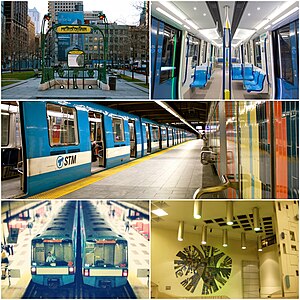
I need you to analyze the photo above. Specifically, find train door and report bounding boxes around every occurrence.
[272,20,299,99]
[151,18,182,99]
[146,123,151,153]
[89,111,106,172]
[159,127,162,149]
[1,102,25,198]
[128,120,137,158]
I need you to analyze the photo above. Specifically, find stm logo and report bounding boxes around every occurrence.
[56,155,77,169]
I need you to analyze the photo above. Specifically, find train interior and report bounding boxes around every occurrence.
[1,102,24,199]
[151,1,299,100]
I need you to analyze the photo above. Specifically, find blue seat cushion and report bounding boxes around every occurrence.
[244,66,254,80]
[232,66,243,80]
[190,69,207,88]
[244,71,260,85]
[245,73,265,92]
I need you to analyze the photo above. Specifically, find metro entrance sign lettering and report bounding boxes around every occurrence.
[55,25,92,34]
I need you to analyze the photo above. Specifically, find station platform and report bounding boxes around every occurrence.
[1,203,64,299]
[28,139,220,200]
[1,201,149,299]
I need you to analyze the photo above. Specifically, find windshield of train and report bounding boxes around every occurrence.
[84,241,127,267]
[31,240,74,266]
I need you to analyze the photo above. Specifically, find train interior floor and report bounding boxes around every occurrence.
[185,66,270,100]
[42,140,221,199]
[2,177,22,199]
[1,202,149,299]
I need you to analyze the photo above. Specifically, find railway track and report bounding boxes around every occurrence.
[22,281,136,299]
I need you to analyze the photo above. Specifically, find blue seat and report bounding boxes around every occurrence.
[244,71,259,86]
[244,65,254,80]
[190,68,207,88]
[232,65,243,80]
[245,73,266,92]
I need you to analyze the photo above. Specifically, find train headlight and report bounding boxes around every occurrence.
[84,269,90,277]
[68,266,74,274]
[122,269,128,277]
[31,267,37,274]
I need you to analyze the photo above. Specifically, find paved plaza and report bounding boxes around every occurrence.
[1,76,149,99]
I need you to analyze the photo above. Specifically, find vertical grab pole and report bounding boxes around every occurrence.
[223,5,231,100]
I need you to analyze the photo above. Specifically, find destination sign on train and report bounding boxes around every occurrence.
[55,25,92,34]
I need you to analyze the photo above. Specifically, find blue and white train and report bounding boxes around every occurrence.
[31,201,78,287]
[1,101,196,197]
[80,201,128,288]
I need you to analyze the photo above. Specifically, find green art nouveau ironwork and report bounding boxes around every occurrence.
[174,245,232,294]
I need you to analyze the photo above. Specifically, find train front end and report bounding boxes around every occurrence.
[82,238,128,288]
[31,238,76,288]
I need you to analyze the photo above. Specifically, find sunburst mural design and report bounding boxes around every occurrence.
[174,245,232,294]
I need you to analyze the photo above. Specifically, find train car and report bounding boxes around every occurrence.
[205,100,299,199]
[80,201,128,288]
[31,201,78,287]
[1,101,195,198]
[151,1,299,100]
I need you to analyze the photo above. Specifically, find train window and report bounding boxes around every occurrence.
[47,104,79,147]
[277,25,294,84]
[161,127,167,141]
[151,126,160,142]
[114,242,127,266]
[254,37,262,68]
[1,113,9,146]
[160,26,179,83]
[89,112,102,142]
[112,117,125,142]
[202,41,207,64]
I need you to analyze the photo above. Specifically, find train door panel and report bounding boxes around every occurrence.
[1,103,25,198]
[89,111,106,170]
[146,123,151,153]
[151,18,181,99]
[128,120,137,158]
[273,20,299,99]
[159,127,162,149]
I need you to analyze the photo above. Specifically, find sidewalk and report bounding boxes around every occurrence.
[1,77,149,99]
[1,201,64,299]
[96,202,150,299]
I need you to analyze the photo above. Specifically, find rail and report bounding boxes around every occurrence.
[193,175,239,199]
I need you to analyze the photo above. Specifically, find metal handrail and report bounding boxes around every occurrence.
[193,175,239,199]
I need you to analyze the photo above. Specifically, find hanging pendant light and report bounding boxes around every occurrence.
[222,229,228,247]
[253,207,260,231]
[241,232,246,249]
[257,235,263,252]
[178,221,184,241]
[194,200,202,219]
[201,225,207,245]
[226,201,234,225]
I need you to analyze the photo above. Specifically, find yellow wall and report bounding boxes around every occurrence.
[152,227,258,298]
[259,244,281,297]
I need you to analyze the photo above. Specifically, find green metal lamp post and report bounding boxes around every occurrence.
[98,12,108,84]
[41,13,51,84]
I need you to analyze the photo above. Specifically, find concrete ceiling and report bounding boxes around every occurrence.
[152,200,276,241]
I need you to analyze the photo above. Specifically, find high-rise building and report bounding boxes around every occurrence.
[48,1,83,27]
[3,1,28,69]
[47,1,84,64]
[27,16,36,56]
[28,7,40,34]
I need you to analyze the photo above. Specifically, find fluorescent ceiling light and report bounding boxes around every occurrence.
[184,25,190,30]
[264,25,271,30]
[272,7,299,25]
[156,7,183,25]
[152,208,168,217]
[255,0,298,30]
[199,28,219,40]
[155,101,199,135]
[160,1,187,20]
[233,28,255,41]
[185,19,199,30]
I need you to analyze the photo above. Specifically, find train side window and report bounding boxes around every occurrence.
[151,126,159,142]
[160,26,179,83]
[254,37,262,68]
[277,25,294,84]
[46,104,79,147]
[1,113,10,146]
[112,117,125,142]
